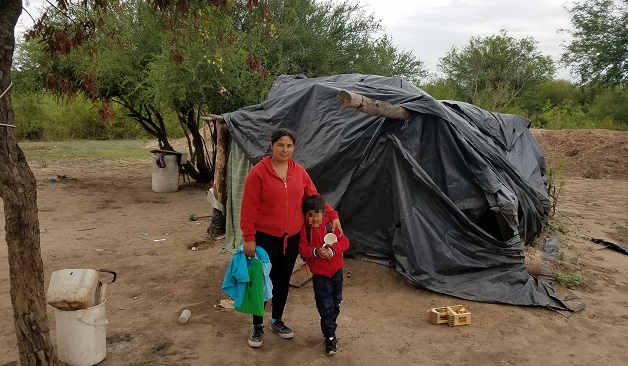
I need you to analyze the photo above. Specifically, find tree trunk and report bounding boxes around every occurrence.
[1,1,62,364]
[175,107,213,183]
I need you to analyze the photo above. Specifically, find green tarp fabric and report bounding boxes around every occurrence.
[224,141,253,252]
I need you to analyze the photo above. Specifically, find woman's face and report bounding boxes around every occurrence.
[271,135,295,163]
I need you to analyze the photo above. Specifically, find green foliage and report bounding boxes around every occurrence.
[419,78,459,100]
[242,0,426,82]
[534,100,587,129]
[518,80,582,118]
[545,162,566,217]
[547,220,569,234]
[587,86,628,125]
[555,271,584,289]
[421,70,628,131]
[149,4,269,115]
[561,0,628,85]
[569,253,582,266]
[438,30,555,110]
[12,92,152,141]
[16,0,424,148]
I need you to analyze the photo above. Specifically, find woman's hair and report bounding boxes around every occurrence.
[270,127,297,145]
[303,194,326,213]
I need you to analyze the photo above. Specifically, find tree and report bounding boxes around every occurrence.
[20,1,251,182]
[561,0,628,85]
[22,1,185,163]
[517,80,582,118]
[587,86,628,124]
[419,78,459,100]
[240,0,426,82]
[438,30,555,110]
[0,0,61,363]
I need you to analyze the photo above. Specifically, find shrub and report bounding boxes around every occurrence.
[555,272,584,289]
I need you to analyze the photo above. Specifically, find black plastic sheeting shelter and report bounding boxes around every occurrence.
[224,74,580,311]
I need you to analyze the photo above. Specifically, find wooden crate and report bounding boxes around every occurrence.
[427,306,450,324]
[446,305,471,326]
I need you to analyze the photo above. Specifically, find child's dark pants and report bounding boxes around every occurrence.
[252,231,300,326]
[312,269,343,339]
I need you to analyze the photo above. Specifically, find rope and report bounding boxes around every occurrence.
[0,81,16,128]
[0,80,12,99]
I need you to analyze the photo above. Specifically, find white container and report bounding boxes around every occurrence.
[55,300,108,366]
[151,154,179,193]
[323,233,338,247]
[179,309,191,324]
[47,269,100,311]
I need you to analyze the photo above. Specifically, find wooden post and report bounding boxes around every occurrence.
[202,115,227,207]
[336,90,410,121]
[202,114,228,240]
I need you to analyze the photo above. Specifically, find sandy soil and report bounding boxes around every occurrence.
[1,129,628,366]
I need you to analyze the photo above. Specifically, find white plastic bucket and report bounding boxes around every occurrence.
[55,300,108,366]
[151,154,179,192]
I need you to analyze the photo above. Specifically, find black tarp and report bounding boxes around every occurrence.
[224,74,578,311]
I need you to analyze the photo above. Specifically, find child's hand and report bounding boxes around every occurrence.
[319,247,333,259]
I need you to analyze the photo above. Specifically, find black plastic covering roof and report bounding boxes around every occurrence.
[224,74,578,311]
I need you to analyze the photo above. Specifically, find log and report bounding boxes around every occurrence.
[201,114,224,123]
[213,118,228,207]
[336,90,410,121]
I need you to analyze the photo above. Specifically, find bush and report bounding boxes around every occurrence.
[555,271,584,289]
[12,92,177,141]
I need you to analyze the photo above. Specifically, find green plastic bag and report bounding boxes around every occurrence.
[235,258,265,317]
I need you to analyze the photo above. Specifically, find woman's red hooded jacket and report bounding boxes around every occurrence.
[240,156,339,242]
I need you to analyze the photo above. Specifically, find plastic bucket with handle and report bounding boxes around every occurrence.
[55,299,108,365]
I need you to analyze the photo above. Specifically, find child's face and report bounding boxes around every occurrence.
[305,210,324,226]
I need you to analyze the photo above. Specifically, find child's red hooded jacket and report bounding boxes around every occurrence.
[240,156,339,243]
[298,218,349,278]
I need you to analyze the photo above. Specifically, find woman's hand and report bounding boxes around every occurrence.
[331,218,343,236]
[244,241,257,257]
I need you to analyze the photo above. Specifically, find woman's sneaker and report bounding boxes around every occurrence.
[325,336,337,355]
[269,320,294,339]
[248,325,264,348]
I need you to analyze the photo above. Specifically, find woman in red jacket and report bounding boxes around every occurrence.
[240,127,343,348]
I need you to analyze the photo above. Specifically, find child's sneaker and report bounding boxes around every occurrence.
[269,320,294,339]
[248,325,264,348]
[325,336,337,355]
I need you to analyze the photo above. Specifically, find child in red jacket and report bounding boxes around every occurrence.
[299,195,349,356]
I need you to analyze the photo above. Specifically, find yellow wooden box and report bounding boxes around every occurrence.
[427,306,450,324]
[446,305,471,326]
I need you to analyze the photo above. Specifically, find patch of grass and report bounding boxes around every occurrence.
[21,140,150,160]
[547,220,569,234]
[530,235,544,248]
[555,272,584,289]
[582,169,602,179]
[558,250,565,261]
[546,161,566,217]
[569,253,582,266]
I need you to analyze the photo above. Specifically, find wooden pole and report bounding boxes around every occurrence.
[336,90,410,121]
[202,115,227,207]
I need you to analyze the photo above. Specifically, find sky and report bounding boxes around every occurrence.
[358,0,577,80]
[17,0,577,81]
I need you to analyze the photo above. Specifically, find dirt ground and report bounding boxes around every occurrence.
[1,129,627,366]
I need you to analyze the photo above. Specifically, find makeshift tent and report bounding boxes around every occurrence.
[218,74,581,312]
